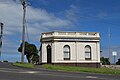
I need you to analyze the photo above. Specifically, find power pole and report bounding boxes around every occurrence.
[0,23,3,59]
[21,0,26,63]
[108,28,111,64]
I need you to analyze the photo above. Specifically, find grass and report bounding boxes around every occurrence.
[43,64,120,75]
[13,62,34,68]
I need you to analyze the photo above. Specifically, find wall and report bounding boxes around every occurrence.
[41,41,100,64]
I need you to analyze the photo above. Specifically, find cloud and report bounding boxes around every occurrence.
[65,4,79,22]
[97,11,108,18]
[27,6,52,22]
[26,6,71,28]
[0,0,72,35]
[0,0,74,61]
[40,18,71,27]
[0,1,22,35]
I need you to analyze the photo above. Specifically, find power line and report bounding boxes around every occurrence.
[25,19,30,41]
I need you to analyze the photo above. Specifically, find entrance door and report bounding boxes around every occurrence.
[47,45,51,64]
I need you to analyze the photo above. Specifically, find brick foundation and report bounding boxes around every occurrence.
[41,63,100,68]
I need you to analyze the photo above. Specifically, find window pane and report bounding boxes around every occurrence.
[85,45,91,60]
[85,47,90,52]
[64,52,69,58]
[63,45,70,59]
[64,46,69,52]
[85,52,90,58]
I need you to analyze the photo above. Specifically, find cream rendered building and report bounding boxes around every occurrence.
[40,31,100,68]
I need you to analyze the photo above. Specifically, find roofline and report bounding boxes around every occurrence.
[41,31,100,34]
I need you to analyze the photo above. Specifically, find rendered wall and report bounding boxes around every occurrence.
[41,41,100,63]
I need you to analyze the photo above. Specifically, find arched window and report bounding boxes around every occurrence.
[63,45,70,60]
[85,45,91,60]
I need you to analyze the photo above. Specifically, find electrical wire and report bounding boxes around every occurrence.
[25,19,30,42]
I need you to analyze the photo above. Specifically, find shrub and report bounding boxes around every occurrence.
[3,60,8,62]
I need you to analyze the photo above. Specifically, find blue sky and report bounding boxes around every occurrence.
[0,0,120,63]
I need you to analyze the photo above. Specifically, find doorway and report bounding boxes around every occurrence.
[47,45,51,64]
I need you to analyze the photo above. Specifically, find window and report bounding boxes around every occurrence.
[85,45,91,60]
[63,45,70,60]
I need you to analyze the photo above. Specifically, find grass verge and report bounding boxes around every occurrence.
[13,62,34,68]
[43,64,120,75]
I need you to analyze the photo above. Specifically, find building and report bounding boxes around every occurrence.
[40,31,100,68]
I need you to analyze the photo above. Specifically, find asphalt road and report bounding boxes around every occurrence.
[0,62,120,80]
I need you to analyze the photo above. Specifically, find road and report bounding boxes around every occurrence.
[0,62,120,80]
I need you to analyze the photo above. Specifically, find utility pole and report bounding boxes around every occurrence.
[21,0,26,63]
[108,28,111,64]
[0,23,3,59]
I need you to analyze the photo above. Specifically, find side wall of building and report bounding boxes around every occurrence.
[41,41,100,67]
[53,41,100,63]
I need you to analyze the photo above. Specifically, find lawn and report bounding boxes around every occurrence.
[13,62,34,68]
[43,64,120,75]
[13,63,120,75]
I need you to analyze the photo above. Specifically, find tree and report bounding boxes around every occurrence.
[18,41,39,64]
[100,57,110,65]
[31,54,39,64]
[116,58,120,65]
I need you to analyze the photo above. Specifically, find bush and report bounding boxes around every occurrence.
[116,58,120,65]
[100,57,110,65]
[3,60,8,62]
[32,54,39,64]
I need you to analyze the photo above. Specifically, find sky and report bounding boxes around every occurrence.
[0,0,120,63]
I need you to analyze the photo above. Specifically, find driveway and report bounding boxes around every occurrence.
[0,62,120,80]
